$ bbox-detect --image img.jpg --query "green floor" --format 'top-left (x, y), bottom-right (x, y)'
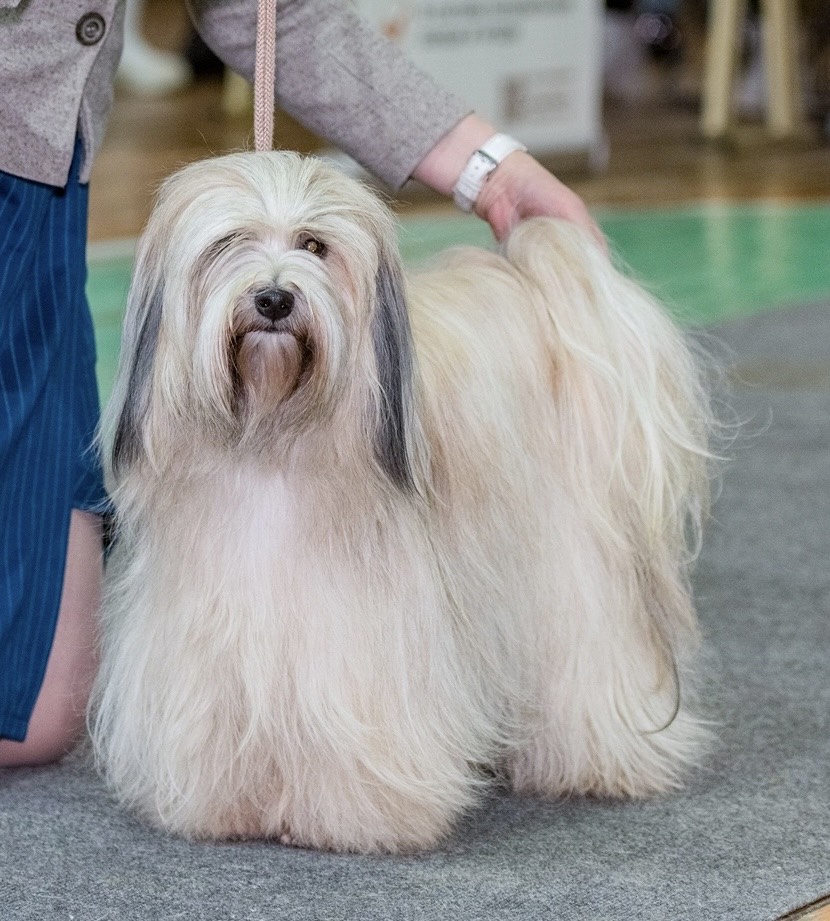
top-left (88, 201), bottom-right (830, 403)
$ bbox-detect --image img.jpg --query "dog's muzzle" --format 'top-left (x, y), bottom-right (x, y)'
top-left (254, 288), bottom-right (295, 323)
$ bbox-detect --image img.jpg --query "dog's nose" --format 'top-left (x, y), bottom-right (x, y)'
top-left (254, 288), bottom-right (295, 321)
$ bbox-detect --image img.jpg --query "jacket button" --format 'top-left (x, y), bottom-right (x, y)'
top-left (76, 12), bottom-right (106, 46)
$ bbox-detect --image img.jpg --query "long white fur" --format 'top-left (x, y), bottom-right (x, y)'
top-left (90, 151), bottom-right (713, 854)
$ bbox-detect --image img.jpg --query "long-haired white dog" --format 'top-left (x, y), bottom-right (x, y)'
top-left (90, 151), bottom-right (712, 853)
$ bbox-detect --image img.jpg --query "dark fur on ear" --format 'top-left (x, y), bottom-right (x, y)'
top-left (371, 245), bottom-right (420, 493)
top-left (110, 274), bottom-right (163, 478)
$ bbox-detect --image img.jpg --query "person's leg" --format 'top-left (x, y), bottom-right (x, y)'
top-left (0, 142), bottom-right (108, 761)
top-left (0, 511), bottom-right (102, 766)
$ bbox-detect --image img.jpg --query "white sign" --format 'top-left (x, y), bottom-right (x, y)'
top-left (356, 0), bottom-right (604, 155)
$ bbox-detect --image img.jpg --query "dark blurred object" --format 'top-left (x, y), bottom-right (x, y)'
top-left (184, 28), bottom-right (224, 80)
top-left (606, 0), bottom-right (685, 64)
top-left (604, 0), bottom-right (689, 104)
top-left (634, 11), bottom-right (683, 60)
top-left (803, 9), bottom-right (830, 133)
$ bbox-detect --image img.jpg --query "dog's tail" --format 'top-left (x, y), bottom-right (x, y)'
top-left (503, 217), bottom-right (714, 737)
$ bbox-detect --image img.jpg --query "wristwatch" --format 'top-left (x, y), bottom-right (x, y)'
top-left (452, 133), bottom-right (528, 213)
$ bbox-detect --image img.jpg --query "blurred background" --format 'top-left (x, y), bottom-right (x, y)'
top-left (87, 0), bottom-right (830, 397)
top-left (92, 0), bottom-right (830, 235)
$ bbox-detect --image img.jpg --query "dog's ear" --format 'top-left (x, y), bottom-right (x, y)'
top-left (107, 269), bottom-right (164, 479)
top-left (371, 245), bottom-right (422, 493)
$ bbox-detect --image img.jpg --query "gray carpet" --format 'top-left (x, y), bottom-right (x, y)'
top-left (2, 303), bottom-right (829, 921)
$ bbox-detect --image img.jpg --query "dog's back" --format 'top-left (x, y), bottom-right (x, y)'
top-left (409, 217), bottom-right (713, 799)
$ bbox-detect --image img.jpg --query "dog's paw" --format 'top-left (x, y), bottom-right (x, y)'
top-left (278, 827), bottom-right (339, 852)
top-left (278, 828), bottom-right (304, 849)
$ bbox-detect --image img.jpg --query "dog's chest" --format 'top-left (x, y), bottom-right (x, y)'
top-left (152, 467), bottom-right (299, 599)
top-left (149, 466), bottom-right (398, 632)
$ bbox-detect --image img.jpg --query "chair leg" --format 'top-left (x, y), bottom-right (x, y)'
top-left (761, 0), bottom-right (802, 137)
top-left (701, 0), bottom-right (748, 138)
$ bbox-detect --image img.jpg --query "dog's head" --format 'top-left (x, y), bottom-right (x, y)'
top-left (106, 151), bottom-right (422, 491)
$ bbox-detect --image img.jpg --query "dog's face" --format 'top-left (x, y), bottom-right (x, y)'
top-left (109, 152), bottom-right (420, 489)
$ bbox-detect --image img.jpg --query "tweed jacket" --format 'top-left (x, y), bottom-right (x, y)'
top-left (0, 0), bottom-right (469, 189)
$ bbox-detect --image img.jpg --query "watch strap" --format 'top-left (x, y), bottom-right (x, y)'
top-left (452, 134), bottom-right (528, 212)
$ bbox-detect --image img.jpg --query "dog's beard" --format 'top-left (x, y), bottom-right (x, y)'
top-left (231, 314), bottom-right (315, 418)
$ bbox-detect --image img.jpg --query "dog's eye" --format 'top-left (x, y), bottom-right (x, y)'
top-left (299, 235), bottom-right (326, 258)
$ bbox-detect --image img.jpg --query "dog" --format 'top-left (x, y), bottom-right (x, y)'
top-left (90, 150), bottom-right (713, 854)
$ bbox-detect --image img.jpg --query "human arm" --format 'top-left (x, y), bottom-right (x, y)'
top-left (186, 0), bottom-right (470, 187)
top-left (411, 113), bottom-right (604, 245)
top-left (186, 0), bottom-right (600, 243)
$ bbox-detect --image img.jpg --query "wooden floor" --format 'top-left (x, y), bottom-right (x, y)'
top-left (782, 896), bottom-right (830, 921)
top-left (88, 57), bottom-right (830, 242)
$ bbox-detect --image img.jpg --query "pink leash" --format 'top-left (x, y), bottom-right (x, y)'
top-left (254, 0), bottom-right (276, 151)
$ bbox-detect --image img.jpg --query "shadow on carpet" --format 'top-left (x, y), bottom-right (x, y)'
top-left (1, 303), bottom-right (828, 921)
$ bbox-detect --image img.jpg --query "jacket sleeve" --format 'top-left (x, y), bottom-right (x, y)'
top-left (185, 0), bottom-right (473, 189)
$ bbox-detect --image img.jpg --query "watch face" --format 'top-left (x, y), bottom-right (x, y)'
top-left (453, 137), bottom-right (526, 212)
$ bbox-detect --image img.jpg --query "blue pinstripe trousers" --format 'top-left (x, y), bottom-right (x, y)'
top-left (0, 142), bottom-right (107, 741)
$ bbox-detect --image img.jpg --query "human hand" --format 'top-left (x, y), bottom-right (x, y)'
top-left (474, 151), bottom-right (606, 249)
top-left (412, 115), bottom-right (605, 251)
